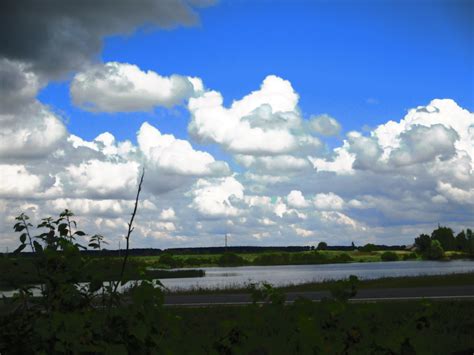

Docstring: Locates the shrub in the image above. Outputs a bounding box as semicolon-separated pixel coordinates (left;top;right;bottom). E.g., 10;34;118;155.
329;275;359;301
0;172;172;353
360;243;377;252
183;256;212;266
1;210;169;353
253;253;290;265
290;251;326;265
427;240;445;260
403;252;417;261
217;253;246;266
159;253;183;268
332;253;354;263
381;251;399;262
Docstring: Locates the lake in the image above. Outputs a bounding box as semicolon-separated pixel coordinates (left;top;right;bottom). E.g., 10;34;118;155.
159;260;474;291
2;260;474;297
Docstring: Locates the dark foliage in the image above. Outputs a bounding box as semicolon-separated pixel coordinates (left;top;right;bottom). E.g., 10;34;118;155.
381;251;399;262
317;241;328;250
431;226;456;251
414;234;431;253
427;240;445;260
402;252;418;261
217;253;247;266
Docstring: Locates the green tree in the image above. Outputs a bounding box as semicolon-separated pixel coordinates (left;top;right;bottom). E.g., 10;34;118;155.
317;241;328;250
431;226;455;251
455;231;468;252
414;234;431;253
428;240;445;260
466;229;474;256
360;243;376;252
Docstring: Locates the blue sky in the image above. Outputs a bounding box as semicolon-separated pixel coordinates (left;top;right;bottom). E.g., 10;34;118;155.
1;0;473;248
39;0;473;143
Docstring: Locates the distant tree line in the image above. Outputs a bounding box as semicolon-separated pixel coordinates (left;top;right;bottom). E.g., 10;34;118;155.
167;246;311;254
7;226;473;260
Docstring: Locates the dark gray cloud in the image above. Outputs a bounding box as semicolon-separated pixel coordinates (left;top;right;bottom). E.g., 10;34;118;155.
0;0;213;159
0;0;209;79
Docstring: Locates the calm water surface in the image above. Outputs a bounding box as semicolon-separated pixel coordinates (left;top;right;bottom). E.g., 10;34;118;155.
2;260;474;297
160;260;474;291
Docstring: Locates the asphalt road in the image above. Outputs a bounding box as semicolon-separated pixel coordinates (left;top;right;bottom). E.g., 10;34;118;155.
164;285;474;306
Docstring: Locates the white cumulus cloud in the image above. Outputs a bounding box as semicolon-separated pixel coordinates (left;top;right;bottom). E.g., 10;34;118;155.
189;176;244;217
188;75;320;156
71;62;201;112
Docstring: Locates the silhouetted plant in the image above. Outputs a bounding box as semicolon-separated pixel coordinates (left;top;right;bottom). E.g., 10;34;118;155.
250;282;286;306
328;275;359;302
0;169;172;353
88;233;108;251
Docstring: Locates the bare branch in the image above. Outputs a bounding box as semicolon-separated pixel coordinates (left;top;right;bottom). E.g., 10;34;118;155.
112;168;145;296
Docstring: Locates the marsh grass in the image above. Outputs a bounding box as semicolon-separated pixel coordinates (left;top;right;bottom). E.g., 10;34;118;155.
163;272;474;295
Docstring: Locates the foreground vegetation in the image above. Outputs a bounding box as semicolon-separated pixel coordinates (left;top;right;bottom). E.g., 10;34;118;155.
0;256;204;291
2;280;474;354
170;299;474;354
2;213;473;354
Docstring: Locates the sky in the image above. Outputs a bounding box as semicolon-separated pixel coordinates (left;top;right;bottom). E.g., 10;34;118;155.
0;0;473;250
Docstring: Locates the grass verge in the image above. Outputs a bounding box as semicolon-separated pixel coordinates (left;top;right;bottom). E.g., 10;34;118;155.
164;272;474;295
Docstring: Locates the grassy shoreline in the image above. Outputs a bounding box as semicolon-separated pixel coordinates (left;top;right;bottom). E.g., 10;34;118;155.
163;272;474;295
136;250;472;268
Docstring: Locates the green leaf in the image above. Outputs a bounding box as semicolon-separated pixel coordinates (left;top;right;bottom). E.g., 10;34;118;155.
14;224;26;232
58;223;68;236
60;209;74;217
88;243;100;249
89;280;103;293
33;241;43;253
13;244;26;254
19;233;27;244
37;232;49;240
74;230;86;236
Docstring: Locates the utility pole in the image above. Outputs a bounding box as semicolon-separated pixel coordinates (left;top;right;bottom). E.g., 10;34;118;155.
225;233;228;252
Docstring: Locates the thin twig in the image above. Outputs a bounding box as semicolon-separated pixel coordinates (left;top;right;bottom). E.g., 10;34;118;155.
112;168;145;296
66;213;73;242
20;215;45;295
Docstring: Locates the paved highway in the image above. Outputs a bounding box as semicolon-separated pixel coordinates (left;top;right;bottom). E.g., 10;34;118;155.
164;285;474;306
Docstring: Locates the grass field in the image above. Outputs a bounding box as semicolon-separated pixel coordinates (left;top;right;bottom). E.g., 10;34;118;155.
135;249;422;268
